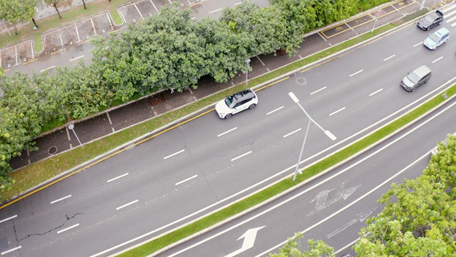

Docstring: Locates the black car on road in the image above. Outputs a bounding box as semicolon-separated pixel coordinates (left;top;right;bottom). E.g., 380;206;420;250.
417;10;444;31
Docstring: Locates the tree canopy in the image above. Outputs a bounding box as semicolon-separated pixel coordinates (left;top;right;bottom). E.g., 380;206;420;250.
270;233;335;257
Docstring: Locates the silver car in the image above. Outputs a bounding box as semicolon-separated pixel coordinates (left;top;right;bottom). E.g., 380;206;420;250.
423;27;449;50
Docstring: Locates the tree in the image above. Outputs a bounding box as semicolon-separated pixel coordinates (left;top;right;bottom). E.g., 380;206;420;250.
269;0;318;34
0;0;39;34
45;0;64;19
270;233;335;257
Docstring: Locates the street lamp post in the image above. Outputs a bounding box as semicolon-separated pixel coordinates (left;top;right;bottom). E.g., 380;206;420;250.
245;58;251;86
68;124;83;148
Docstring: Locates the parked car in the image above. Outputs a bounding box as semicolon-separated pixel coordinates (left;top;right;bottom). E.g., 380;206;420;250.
423;27;449;50
215;89;258;119
400;65;431;92
417;10;444;31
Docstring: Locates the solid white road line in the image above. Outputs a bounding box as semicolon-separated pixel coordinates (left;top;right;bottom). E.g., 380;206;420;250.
218;127;237;137
452;22;456;27
231;151;252;162
164;149;185;160
349;69;363;77
432;56;443;63
1;246;21;255
266;106;284;115
444;3;456;12
175;175;198;186
116;200;139;210
0;215;17;224
235;2;242;5
413;42;422;47
335;237;360;254
209;8;222;14
69;55;85;62
446;15;456;23
283;128;302;138
310;86;326;95
40;65;55;73
329;107;346;116
369;88;383;96
57;224;79;234
383;54;395;61
107;173;129;183
50;195;72;204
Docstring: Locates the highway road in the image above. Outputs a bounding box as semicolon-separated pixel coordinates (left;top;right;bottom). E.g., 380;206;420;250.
159;85;456;257
1;10;456;257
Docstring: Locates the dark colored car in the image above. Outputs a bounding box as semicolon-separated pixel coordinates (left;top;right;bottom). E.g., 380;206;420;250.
417;10;444;31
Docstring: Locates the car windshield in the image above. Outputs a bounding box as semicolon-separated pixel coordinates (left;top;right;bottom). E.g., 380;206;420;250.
225;96;235;108
407;72;421;84
429;33;441;42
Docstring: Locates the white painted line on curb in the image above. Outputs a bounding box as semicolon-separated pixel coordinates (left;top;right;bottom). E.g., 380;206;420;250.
164;149;185;160
266;106;284;115
0;215;17;224
1;246;21;255
69;55;85;62
107;173;129;183
231;151;252;162
369;88;383;96
329;107;346;116
432;56;443;63
349;69;363;77
176;175;198;186
116;200;138;210
209;8;223;14
40;66;55;73
57;224;79;234
413;41;422;47
50;195;72;204
310;86;326;95
283;128;302;138
383;54;395;61
218;127;237;137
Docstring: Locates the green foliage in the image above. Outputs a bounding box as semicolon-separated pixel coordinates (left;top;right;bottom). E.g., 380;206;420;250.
270;233;335;257
0;0;39;33
354;134;456;256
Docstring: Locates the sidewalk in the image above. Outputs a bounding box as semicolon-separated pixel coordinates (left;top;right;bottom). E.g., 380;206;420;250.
8;0;435;171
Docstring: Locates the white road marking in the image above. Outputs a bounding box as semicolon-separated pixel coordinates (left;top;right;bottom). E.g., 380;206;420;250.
106;12;114;30
1;246;21;255
256;56;266;66
266;106;284;115
329;107;346;116
0;215;17;224
283;128;301;138
133;3;144;19
452;22;456;27
40;65;55;73
327;218;357;238
175;175;198;186
349;69;363;77
15;45;18;65
446;15;456;23
106;112;113;125
209;8;223;14
369;88;383;96
30;42;34;59
235;2;242;5
116;200;138;210
149;0;160;14
50;195;72;204
335;237;360;254
60;33;64;47
90;18;97;35
191;17;196;20
445;9;456;19
92;77;456;257
57;223;79;234
432;56;443;63
413;41;422;47
107;173;129;183
317;32;327;41
69;55;84;62
231;151;252;162
383;54;395;61
444;3;456;12
310;86;326;95
218;127;237;137
164;149;185;159
75;23;81;42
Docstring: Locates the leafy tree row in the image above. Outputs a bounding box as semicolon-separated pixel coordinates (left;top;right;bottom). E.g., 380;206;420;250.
0;0;392;194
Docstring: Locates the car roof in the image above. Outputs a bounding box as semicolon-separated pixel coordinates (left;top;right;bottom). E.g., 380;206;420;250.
414;65;431;77
229;89;255;103
434;27;450;36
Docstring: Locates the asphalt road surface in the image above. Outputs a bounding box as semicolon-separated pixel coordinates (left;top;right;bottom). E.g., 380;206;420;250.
1;17;456;257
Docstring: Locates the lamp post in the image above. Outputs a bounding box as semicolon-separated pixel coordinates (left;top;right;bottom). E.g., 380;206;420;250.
68;124;83;148
245;58;251;86
288;92;337;181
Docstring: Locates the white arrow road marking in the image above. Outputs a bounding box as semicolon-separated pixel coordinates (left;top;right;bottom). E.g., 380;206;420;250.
225;226;265;257
326;207;376;238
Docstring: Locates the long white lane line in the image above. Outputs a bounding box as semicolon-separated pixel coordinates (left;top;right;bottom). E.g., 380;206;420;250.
69;55;84;62
92;78;456;257
369;88;383;97
1;246;22;255
413;41;422;47
266;106;284;115
107;173;129;183
349;69;363;77
176;175;198;186
283;128;302;138
57;223;79;234
231;151;252;162
164;149;185;160
209;8;222;14
383;54;395;61
310;86;326;95
335;237;360;255
50;195;72;204
218;127;237;137
116;200;139;211
0;215;17;224
432;56;443;63
329;107;346;116
40;65;55;73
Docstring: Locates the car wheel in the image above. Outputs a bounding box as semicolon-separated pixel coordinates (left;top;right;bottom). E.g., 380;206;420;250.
427;27;430;31
249;104;256;110
225;113;232;119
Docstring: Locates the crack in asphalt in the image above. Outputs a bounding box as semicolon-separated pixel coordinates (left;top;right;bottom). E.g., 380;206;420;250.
12;219;22;256
18;213;83;243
